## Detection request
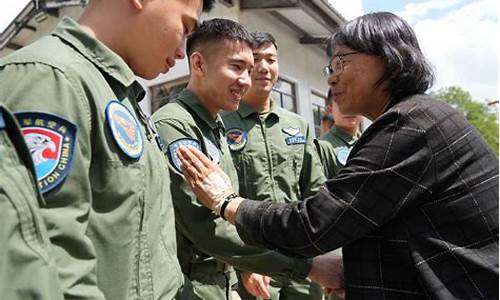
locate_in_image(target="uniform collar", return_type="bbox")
[330,125,359,145]
[237,98,280,120]
[177,89,225,131]
[52,17,138,90]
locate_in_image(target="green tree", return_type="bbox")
[432,86,498,156]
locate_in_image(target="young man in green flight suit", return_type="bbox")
[0,0,215,299]
[222,32,326,300]
[315,89,362,179]
[0,105,63,300]
[152,19,317,300]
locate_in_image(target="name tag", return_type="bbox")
[285,135,306,145]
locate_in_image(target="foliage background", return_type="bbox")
[432,86,498,156]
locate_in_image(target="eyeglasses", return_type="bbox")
[322,51,359,77]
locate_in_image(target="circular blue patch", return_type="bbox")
[205,138,222,164]
[226,128,247,152]
[167,138,202,173]
[336,146,351,166]
[106,101,143,160]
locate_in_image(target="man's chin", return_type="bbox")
[224,102,240,112]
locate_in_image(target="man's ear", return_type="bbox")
[130,0,144,11]
[190,52,205,75]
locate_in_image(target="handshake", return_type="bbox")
[239,252,345,299]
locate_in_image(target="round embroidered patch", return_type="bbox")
[226,128,247,152]
[336,146,351,166]
[15,112,78,194]
[205,138,222,164]
[106,101,143,160]
[167,138,202,173]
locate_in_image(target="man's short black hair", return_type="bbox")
[327,12,434,102]
[186,18,253,56]
[202,0,216,12]
[251,32,278,50]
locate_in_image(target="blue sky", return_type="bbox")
[331,0,499,102]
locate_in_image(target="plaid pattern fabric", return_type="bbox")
[236,95,499,299]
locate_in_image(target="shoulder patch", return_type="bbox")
[106,101,143,160]
[226,128,247,152]
[15,111,78,194]
[167,138,202,173]
[205,138,222,164]
[336,146,351,166]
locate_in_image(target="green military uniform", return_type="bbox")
[152,89,313,300]
[316,125,360,179]
[0,105,63,300]
[222,100,325,300]
[315,125,360,300]
[0,17,182,300]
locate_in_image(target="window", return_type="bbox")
[311,91,328,137]
[150,77,188,113]
[271,78,296,113]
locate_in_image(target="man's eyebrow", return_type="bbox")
[253,52,277,58]
[228,58,249,64]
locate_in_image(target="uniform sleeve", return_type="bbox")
[0,107,64,300]
[0,63,104,299]
[153,117,312,280]
[235,110,433,257]
[313,139,340,179]
[299,123,326,197]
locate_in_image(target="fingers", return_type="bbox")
[263,275,270,287]
[177,145,209,175]
[241,273,271,299]
[188,144,216,167]
[333,288,345,299]
[258,276,271,299]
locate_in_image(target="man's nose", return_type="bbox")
[257,61,268,73]
[238,71,252,89]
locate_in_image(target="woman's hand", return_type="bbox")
[177,145,236,214]
[308,252,344,296]
[240,272,271,299]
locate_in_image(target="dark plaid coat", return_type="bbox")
[236,94,499,299]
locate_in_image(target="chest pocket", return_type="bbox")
[272,129,305,202]
[231,153,252,199]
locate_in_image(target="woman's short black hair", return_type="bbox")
[251,32,278,50]
[327,12,434,101]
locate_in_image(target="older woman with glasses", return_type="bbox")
[176,12,499,299]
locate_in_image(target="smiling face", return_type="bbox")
[327,45,390,120]
[127,0,202,79]
[194,40,254,116]
[249,42,279,96]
